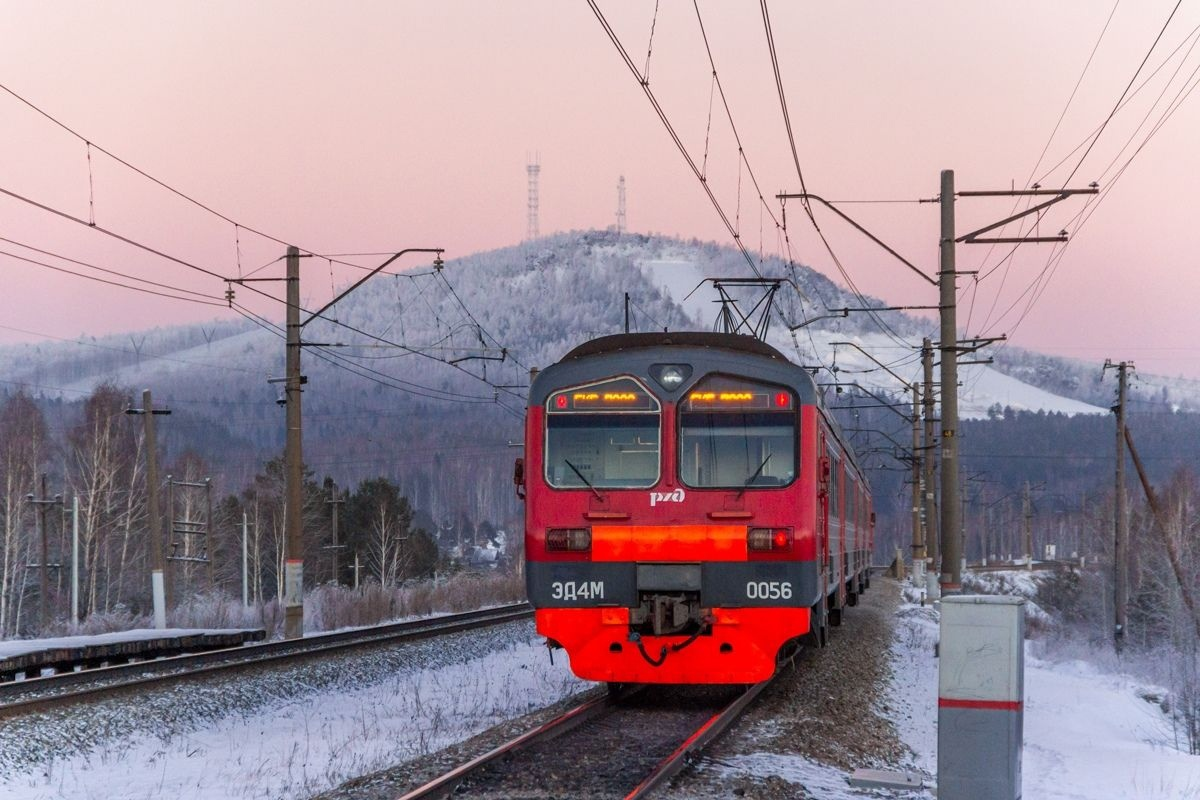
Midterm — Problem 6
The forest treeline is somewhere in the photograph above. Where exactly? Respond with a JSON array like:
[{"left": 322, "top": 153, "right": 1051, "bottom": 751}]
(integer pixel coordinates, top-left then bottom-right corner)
[{"left": 0, "top": 384, "right": 505, "bottom": 638}]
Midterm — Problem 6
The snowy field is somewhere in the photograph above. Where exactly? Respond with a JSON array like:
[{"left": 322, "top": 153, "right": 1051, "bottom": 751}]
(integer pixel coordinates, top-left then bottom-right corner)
[
  {"left": 0, "top": 625, "right": 586, "bottom": 800},
  {"left": 707, "top": 595, "right": 1200, "bottom": 799},
  {"left": 2, "top": 599, "right": 1196, "bottom": 798}
]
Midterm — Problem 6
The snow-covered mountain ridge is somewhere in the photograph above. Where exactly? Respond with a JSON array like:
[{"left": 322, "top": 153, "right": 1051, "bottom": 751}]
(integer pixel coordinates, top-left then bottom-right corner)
[{"left": 2, "top": 230, "right": 1195, "bottom": 419}]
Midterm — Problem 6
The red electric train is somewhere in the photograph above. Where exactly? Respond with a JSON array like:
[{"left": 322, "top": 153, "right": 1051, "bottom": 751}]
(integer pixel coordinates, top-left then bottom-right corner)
[{"left": 516, "top": 332, "right": 874, "bottom": 684}]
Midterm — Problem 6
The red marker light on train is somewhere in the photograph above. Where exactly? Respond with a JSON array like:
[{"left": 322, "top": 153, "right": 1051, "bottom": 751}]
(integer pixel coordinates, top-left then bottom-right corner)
[
  {"left": 546, "top": 528, "right": 591, "bottom": 551},
  {"left": 555, "top": 395, "right": 568, "bottom": 409},
  {"left": 747, "top": 527, "right": 792, "bottom": 551},
  {"left": 775, "top": 392, "right": 790, "bottom": 408}
]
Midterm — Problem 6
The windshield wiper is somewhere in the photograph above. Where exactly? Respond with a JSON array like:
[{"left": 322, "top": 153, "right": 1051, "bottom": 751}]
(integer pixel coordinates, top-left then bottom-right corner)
[
  {"left": 564, "top": 459, "right": 603, "bottom": 500},
  {"left": 737, "top": 454, "right": 772, "bottom": 498}
]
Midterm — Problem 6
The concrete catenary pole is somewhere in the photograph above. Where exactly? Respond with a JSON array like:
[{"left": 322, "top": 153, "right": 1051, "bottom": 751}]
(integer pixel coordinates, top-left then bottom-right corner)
[
  {"left": 938, "top": 169, "right": 962, "bottom": 594},
  {"left": 284, "top": 246, "right": 305, "bottom": 640},
  {"left": 1112, "top": 360, "right": 1131, "bottom": 650},
  {"left": 29, "top": 473, "right": 62, "bottom": 631},
  {"left": 141, "top": 389, "right": 168, "bottom": 629},
  {"left": 71, "top": 495, "right": 79, "bottom": 622},
  {"left": 242, "top": 511, "right": 249, "bottom": 608},
  {"left": 1023, "top": 480, "right": 1034, "bottom": 569},
  {"left": 326, "top": 489, "right": 345, "bottom": 584},
  {"left": 911, "top": 383, "right": 925, "bottom": 565},
  {"left": 922, "top": 338, "right": 939, "bottom": 571}
]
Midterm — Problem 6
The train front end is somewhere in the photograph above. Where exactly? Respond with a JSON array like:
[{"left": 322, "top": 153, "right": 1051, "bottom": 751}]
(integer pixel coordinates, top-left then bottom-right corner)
[{"left": 520, "top": 333, "right": 822, "bottom": 684}]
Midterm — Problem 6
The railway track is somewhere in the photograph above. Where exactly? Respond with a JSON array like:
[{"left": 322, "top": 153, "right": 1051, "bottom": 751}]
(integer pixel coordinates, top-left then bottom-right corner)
[
  {"left": 398, "top": 674, "right": 776, "bottom": 800},
  {"left": 0, "top": 603, "right": 531, "bottom": 720}
]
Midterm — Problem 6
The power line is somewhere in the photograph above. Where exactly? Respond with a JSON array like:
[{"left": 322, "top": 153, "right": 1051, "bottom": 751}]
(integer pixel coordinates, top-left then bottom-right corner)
[
  {"left": 0, "top": 246, "right": 225, "bottom": 308},
  {"left": 0, "top": 184, "right": 228, "bottom": 281},
  {"left": 985, "top": 29, "right": 1200, "bottom": 343},
  {"left": 0, "top": 235, "right": 224, "bottom": 303},
  {"left": 760, "top": 0, "right": 812, "bottom": 219},
  {"left": 965, "top": 0, "right": 1122, "bottom": 335},
  {"left": 758, "top": 2, "right": 914, "bottom": 350},
  {"left": 1062, "top": 0, "right": 1184, "bottom": 186},
  {"left": 586, "top": 0, "right": 764, "bottom": 282}
]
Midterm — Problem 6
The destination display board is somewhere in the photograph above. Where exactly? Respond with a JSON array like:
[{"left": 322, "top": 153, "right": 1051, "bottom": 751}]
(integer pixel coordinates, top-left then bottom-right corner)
[{"left": 548, "top": 377, "right": 659, "bottom": 413}]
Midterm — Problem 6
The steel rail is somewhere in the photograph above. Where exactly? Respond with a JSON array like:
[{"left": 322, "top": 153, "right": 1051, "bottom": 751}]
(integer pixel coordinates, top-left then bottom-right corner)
[
  {"left": 397, "top": 672, "right": 777, "bottom": 800},
  {"left": 0, "top": 603, "right": 531, "bottom": 719},
  {"left": 396, "top": 691, "right": 622, "bottom": 800},
  {"left": 624, "top": 678, "right": 772, "bottom": 799}
]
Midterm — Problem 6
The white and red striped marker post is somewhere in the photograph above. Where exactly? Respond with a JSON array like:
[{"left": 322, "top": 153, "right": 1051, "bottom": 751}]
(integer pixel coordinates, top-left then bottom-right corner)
[{"left": 938, "top": 595, "right": 1025, "bottom": 800}]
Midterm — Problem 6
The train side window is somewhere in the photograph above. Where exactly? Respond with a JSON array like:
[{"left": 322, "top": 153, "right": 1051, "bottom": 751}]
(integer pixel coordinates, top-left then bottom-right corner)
[
  {"left": 828, "top": 446, "right": 841, "bottom": 520},
  {"left": 545, "top": 377, "right": 661, "bottom": 489},
  {"left": 679, "top": 375, "right": 796, "bottom": 489}
]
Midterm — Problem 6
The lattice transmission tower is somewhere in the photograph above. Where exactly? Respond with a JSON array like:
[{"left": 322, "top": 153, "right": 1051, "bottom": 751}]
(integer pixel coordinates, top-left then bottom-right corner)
[
  {"left": 616, "top": 175, "right": 626, "bottom": 234},
  {"left": 526, "top": 155, "right": 540, "bottom": 240}
]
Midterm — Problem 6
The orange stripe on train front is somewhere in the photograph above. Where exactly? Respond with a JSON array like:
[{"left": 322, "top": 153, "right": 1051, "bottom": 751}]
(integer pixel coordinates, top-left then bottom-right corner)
[{"left": 590, "top": 525, "right": 747, "bottom": 562}]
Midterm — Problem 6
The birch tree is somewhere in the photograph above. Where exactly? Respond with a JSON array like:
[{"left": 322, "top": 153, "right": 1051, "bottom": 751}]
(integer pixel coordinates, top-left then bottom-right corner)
[{"left": 0, "top": 392, "right": 49, "bottom": 636}]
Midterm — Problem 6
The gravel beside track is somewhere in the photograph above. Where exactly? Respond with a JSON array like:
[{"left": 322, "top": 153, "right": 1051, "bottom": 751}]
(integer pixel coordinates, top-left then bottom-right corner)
[
  {"left": 322, "top": 579, "right": 906, "bottom": 800},
  {"left": 670, "top": 577, "right": 909, "bottom": 798}
]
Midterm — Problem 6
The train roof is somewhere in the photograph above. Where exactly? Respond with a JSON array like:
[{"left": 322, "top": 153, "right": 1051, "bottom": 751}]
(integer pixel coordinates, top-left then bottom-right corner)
[
  {"left": 533, "top": 331, "right": 815, "bottom": 406},
  {"left": 562, "top": 332, "right": 788, "bottom": 362}
]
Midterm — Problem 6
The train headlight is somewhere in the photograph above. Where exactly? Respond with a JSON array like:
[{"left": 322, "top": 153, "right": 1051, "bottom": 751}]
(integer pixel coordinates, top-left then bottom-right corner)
[
  {"left": 651, "top": 364, "right": 692, "bottom": 391},
  {"left": 546, "top": 528, "right": 592, "bottom": 551}
]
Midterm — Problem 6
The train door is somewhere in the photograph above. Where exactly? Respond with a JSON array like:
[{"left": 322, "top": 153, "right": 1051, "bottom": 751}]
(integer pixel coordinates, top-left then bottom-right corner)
[
  {"left": 811, "top": 425, "right": 831, "bottom": 646},
  {"left": 827, "top": 444, "right": 843, "bottom": 612}
]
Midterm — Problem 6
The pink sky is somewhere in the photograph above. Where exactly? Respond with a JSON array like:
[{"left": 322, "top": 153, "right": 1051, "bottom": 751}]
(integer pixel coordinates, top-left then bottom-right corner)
[{"left": 1, "top": 2, "right": 1198, "bottom": 378}]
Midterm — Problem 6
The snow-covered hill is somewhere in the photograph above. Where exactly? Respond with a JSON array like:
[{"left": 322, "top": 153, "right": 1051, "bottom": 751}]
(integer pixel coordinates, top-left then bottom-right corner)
[{"left": 2, "top": 229, "right": 1194, "bottom": 450}]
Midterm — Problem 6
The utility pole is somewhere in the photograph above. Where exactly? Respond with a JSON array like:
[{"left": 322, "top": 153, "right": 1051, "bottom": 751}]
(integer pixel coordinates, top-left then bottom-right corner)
[
  {"left": 166, "top": 475, "right": 214, "bottom": 594},
  {"left": 231, "top": 246, "right": 444, "bottom": 639},
  {"left": 71, "top": 495, "right": 79, "bottom": 622},
  {"left": 27, "top": 474, "right": 62, "bottom": 632},
  {"left": 937, "top": 170, "right": 962, "bottom": 594},
  {"left": 242, "top": 511, "right": 250, "bottom": 608},
  {"left": 778, "top": 178, "right": 1096, "bottom": 595},
  {"left": 938, "top": 173, "right": 1097, "bottom": 594},
  {"left": 911, "top": 382, "right": 925, "bottom": 565},
  {"left": 1104, "top": 359, "right": 1133, "bottom": 651},
  {"left": 624, "top": 292, "right": 631, "bottom": 334},
  {"left": 921, "top": 339, "right": 939, "bottom": 571},
  {"left": 1023, "top": 480, "right": 1033, "bottom": 570},
  {"left": 325, "top": 488, "right": 346, "bottom": 584},
  {"left": 283, "top": 246, "right": 305, "bottom": 639},
  {"left": 126, "top": 390, "right": 170, "bottom": 629}
]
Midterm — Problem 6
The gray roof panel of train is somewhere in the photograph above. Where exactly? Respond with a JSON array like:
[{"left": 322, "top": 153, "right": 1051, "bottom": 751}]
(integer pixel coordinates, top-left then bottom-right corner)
[{"left": 529, "top": 332, "right": 821, "bottom": 407}]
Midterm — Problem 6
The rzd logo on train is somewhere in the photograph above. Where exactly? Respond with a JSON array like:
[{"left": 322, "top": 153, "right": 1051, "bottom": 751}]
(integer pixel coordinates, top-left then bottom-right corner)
[{"left": 649, "top": 488, "right": 686, "bottom": 507}]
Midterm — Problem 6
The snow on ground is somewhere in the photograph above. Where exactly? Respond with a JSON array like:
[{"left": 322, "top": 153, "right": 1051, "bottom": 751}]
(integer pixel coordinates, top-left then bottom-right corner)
[
  {"left": 638, "top": 258, "right": 712, "bottom": 325},
  {"left": 0, "top": 625, "right": 586, "bottom": 800},
  {"left": 884, "top": 592, "right": 1200, "bottom": 800},
  {"left": 0, "top": 628, "right": 256, "bottom": 660},
  {"left": 705, "top": 587, "right": 1198, "bottom": 799}
]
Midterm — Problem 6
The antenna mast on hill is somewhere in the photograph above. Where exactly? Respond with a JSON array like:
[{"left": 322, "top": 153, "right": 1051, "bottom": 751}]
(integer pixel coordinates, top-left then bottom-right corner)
[
  {"left": 526, "top": 155, "right": 541, "bottom": 240},
  {"left": 616, "top": 175, "right": 626, "bottom": 234}
]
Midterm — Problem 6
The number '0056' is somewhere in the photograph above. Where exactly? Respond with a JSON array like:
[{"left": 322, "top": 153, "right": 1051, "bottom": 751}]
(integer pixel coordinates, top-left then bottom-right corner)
[{"left": 746, "top": 581, "right": 792, "bottom": 600}]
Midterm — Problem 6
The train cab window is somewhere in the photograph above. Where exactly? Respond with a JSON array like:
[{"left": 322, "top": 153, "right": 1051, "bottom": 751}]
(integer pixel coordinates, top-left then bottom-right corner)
[
  {"left": 545, "top": 377, "right": 661, "bottom": 489},
  {"left": 679, "top": 376, "right": 796, "bottom": 489}
]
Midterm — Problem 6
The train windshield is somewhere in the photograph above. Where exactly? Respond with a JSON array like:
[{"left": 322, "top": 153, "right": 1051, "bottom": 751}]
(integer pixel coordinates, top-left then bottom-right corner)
[
  {"left": 679, "top": 376, "right": 796, "bottom": 489},
  {"left": 545, "top": 377, "right": 661, "bottom": 489}
]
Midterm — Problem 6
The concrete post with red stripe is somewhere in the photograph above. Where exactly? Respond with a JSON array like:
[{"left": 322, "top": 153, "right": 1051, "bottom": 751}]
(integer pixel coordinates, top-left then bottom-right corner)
[{"left": 938, "top": 595, "right": 1025, "bottom": 800}]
